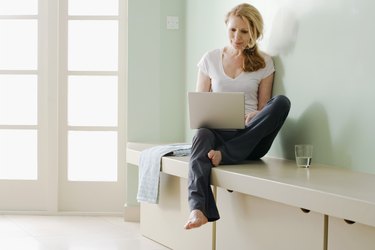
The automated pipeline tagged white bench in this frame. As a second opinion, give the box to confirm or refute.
[126,142,375,250]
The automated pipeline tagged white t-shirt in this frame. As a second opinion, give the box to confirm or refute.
[197,48,275,114]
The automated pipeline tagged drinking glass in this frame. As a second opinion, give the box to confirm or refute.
[295,144,313,168]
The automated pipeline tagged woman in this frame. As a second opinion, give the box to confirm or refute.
[184,3,291,230]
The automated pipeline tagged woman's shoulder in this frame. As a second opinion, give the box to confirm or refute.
[259,51,274,70]
[202,48,221,58]
[258,50,275,76]
[259,51,273,61]
[199,48,221,65]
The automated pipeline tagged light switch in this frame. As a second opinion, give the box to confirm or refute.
[167,16,179,30]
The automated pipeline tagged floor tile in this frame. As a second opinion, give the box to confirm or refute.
[0,215,170,250]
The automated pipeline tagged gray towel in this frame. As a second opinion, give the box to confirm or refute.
[137,144,191,204]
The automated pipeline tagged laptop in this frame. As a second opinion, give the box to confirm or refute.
[188,92,245,129]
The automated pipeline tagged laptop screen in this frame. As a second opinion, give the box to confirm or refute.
[188,92,245,129]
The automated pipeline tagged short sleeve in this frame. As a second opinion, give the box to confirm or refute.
[197,52,209,76]
[262,54,275,79]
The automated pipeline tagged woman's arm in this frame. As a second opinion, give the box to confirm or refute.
[245,73,274,124]
[196,70,212,92]
[257,72,274,110]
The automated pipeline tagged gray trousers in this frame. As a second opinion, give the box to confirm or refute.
[188,95,291,221]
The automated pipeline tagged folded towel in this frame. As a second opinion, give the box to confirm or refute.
[137,144,191,204]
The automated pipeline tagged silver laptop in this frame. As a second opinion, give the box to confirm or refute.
[188,92,245,129]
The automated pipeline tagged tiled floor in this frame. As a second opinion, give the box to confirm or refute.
[0,215,170,250]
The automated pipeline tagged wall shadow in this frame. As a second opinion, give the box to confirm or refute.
[279,103,334,165]
[267,7,299,57]
[265,2,356,169]
[267,7,299,96]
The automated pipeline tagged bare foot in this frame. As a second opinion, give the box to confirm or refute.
[208,150,222,167]
[184,209,208,230]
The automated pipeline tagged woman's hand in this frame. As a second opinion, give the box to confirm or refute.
[245,111,259,125]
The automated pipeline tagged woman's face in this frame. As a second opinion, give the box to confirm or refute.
[226,15,251,51]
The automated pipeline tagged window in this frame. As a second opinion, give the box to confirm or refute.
[0,0,127,213]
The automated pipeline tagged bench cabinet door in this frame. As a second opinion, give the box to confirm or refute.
[140,173,213,250]
[328,216,375,250]
[216,187,324,250]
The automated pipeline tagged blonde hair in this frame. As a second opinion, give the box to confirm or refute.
[225,3,266,72]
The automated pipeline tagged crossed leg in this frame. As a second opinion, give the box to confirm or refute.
[184,149,222,230]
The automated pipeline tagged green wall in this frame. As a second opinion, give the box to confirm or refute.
[185,0,375,174]
[127,0,186,206]
[127,0,375,207]
[128,0,185,143]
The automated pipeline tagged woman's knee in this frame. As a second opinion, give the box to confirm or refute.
[194,128,214,140]
[192,128,215,146]
[270,95,291,113]
[274,95,291,108]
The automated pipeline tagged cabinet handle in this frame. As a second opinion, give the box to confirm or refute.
[300,208,311,213]
[226,189,233,193]
[344,219,356,225]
